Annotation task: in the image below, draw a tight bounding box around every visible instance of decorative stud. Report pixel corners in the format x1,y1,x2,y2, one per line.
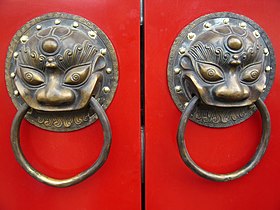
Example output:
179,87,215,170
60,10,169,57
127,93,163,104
253,30,260,38
13,52,19,59
174,67,181,74
175,86,182,93
265,66,271,72
223,18,229,24
102,86,110,93
184,102,189,107
36,25,42,30
179,47,186,54
73,22,79,28
20,35,29,44
263,85,267,92
13,90,19,96
10,72,16,78
106,68,112,74
263,48,269,56
100,48,107,55
239,22,247,29
54,19,61,25
203,22,212,29
88,31,97,39
187,32,196,40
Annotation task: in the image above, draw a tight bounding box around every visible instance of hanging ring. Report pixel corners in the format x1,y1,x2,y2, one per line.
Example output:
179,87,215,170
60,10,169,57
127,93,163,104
11,97,111,188
177,96,271,182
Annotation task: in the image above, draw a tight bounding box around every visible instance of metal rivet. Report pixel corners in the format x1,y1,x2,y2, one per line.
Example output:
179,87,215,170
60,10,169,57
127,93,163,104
203,22,211,29
265,66,271,72
187,32,196,40
13,52,19,59
184,102,189,107
73,21,79,28
263,85,267,92
100,48,107,55
103,86,110,93
106,68,112,74
223,18,229,24
13,90,19,96
88,30,97,39
179,47,186,54
239,22,247,29
253,30,260,38
54,19,61,25
174,67,181,74
10,72,16,78
263,48,269,56
20,35,29,44
36,25,42,30
175,86,182,93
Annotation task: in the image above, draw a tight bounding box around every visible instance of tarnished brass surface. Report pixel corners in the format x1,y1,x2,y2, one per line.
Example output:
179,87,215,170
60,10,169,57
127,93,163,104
6,13,116,187
6,13,118,131
11,97,111,188
171,12,275,181
168,12,275,127
177,96,270,182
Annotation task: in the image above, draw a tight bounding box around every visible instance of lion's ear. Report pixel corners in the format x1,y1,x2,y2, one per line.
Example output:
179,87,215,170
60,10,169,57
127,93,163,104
92,55,106,72
180,55,194,70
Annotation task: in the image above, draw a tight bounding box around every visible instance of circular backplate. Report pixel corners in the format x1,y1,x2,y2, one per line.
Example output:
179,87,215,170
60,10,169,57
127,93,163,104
6,13,118,131
168,12,275,127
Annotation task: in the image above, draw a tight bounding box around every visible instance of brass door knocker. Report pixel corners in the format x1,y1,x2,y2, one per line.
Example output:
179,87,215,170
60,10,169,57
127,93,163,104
6,13,118,187
168,12,275,181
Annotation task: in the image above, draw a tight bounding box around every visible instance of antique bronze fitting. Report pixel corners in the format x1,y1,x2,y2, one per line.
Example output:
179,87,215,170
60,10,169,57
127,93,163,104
6,13,118,187
168,12,275,181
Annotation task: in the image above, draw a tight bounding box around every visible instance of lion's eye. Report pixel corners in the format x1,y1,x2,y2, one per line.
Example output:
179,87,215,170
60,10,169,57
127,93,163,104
197,62,224,82
241,63,262,83
20,66,45,86
64,64,91,85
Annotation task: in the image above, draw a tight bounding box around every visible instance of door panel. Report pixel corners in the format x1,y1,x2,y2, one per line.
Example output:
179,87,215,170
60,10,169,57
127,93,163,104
145,0,280,209
0,1,140,209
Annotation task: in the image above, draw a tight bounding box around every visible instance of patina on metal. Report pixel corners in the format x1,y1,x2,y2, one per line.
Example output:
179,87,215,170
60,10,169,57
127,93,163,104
168,12,275,127
6,12,118,132
11,97,111,187
6,12,118,187
177,95,270,182
168,12,275,181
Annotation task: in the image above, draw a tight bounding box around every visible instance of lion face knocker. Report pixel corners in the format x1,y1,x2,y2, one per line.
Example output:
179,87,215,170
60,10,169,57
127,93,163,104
6,13,118,131
6,13,117,187
168,12,275,127
168,12,275,182
181,24,266,108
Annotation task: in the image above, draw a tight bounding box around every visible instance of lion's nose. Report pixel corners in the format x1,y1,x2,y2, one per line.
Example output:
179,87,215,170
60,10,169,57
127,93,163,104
213,75,249,102
36,76,75,106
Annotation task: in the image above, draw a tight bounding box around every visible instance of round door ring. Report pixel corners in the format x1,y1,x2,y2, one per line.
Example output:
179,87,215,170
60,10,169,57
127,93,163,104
11,97,111,188
177,96,270,182
168,12,275,181
6,13,118,187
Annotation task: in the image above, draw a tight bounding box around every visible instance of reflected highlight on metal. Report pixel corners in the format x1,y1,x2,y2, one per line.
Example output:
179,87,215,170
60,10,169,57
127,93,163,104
11,97,111,187
177,96,270,182
168,12,275,181
6,13,118,187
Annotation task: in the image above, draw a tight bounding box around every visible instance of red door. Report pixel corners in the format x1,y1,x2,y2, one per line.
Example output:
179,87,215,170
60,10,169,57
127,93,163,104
0,1,141,209
145,0,280,209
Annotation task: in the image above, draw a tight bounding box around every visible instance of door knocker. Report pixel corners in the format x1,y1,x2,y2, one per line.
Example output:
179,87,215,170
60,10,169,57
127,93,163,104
5,13,118,187
168,12,275,181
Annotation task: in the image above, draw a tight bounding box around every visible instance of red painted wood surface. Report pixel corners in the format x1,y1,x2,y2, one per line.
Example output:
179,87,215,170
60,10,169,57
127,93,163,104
145,0,280,209
0,1,141,210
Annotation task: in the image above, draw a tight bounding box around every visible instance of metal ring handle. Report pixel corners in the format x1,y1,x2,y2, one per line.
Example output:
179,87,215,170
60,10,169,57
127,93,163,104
177,96,271,182
11,97,111,187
